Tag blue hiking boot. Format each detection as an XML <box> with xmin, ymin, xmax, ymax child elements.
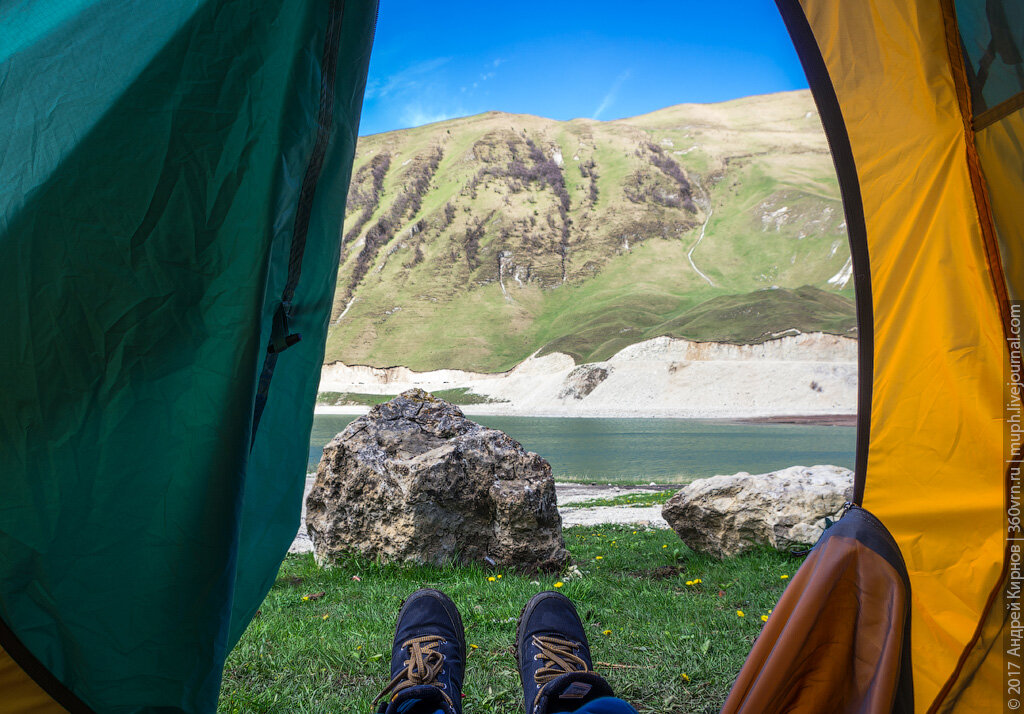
<box><xmin>373</xmin><ymin>588</ymin><xmax>466</xmax><ymax>714</ymax></box>
<box><xmin>515</xmin><ymin>591</ymin><xmax>615</xmax><ymax>714</ymax></box>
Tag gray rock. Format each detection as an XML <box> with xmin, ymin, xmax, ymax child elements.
<box><xmin>661</xmin><ymin>465</ymin><xmax>854</xmax><ymax>558</ymax></box>
<box><xmin>558</xmin><ymin>365</ymin><xmax>610</xmax><ymax>400</ymax></box>
<box><xmin>306</xmin><ymin>389</ymin><xmax>569</xmax><ymax>571</ymax></box>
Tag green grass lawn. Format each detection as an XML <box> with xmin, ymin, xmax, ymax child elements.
<box><xmin>219</xmin><ymin>526</ymin><xmax>795</xmax><ymax>714</ymax></box>
<box><xmin>570</xmin><ymin>491</ymin><xmax>675</xmax><ymax>509</ymax></box>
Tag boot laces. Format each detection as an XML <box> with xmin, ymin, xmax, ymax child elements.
<box><xmin>372</xmin><ymin>635</ymin><xmax>454</xmax><ymax>708</ymax></box>
<box><xmin>532</xmin><ymin>634</ymin><xmax>589</xmax><ymax>709</ymax></box>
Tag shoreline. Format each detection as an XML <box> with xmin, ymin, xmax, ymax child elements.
<box><xmin>736</xmin><ymin>414</ymin><xmax>858</xmax><ymax>426</ymax></box>
<box><xmin>313</xmin><ymin>403</ymin><xmax>857</xmax><ymax>423</ymax></box>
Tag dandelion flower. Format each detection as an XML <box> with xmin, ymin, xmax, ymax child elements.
<box><xmin>554</xmin><ymin>581</ymin><xmax>564</xmax><ymax>588</ymax></box>
<box><xmin>780</xmin><ymin>574</ymin><xmax>789</xmax><ymax>579</ymax></box>
<box><xmin>685</xmin><ymin>580</ymin><xmax>693</xmax><ymax>586</ymax></box>
<box><xmin>322</xmin><ymin>614</ymin><xmax>330</xmax><ymax>620</ymax></box>
<box><xmin>595</xmin><ymin>556</ymin><xmax>603</xmax><ymax>560</ymax></box>
<box><xmin>736</xmin><ymin>610</ymin><xmax>745</xmax><ymax>617</ymax></box>
<box><xmin>357</xmin><ymin>645</ymin><xmax>362</xmax><ymax>650</ymax></box>
<box><xmin>602</xmin><ymin>629</ymin><xmax>612</xmax><ymax>635</ymax></box>
<box><xmin>662</xmin><ymin>544</ymin><xmax>668</xmax><ymax>549</ymax></box>
<box><xmin>470</xmin><ymin>644</ymin><xmax>479</xmax><ymax>649</ymax></box>
<box><xmin>302</xmin><ymin>596</ymin><xmax>309</xmax><ymax>601</ymax></box>
<box><xmin>681</xmin><ymin>673</ymin><xmax>690</xmax><ymax>682</ymax></box>
<box><xmin>496</xmin><ymin>574</ymin><xmax>502</xmax><ymax>579</ymax></box>
<box><xmin>633</xmin><ymin>530</ymin><xmax>637</xmax><ymax>534</ymax></box>
<box><xmin>488</xmin><ymin>576</ymin><xmax>496</xmax><ymax>582</ymax></box>
<box><xmin>761</xmin><ymin>615</ymin><xmax>769</xmax><ymax>622</ymax></box>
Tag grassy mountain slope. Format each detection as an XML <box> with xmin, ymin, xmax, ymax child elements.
<box><xmin>325</xmin><ymin>90</ymin><xmax>854</xmax><ymax>372</ymax></box>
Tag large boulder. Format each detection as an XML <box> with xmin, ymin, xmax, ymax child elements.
<box><xmin>306</xmin><ymin>389</ymin><xmax>570</xmax><ymax>571</ymax></box>
<box><xmin>661</xmin><ymin>465</ymin><xmax>854</xmax><ymax>558</ymax></box>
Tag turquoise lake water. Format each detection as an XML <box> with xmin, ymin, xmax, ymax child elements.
<box><xmin>309</xmin><ymin>414</ymin><xmax>855</xmax><ymax>484</ymax></box>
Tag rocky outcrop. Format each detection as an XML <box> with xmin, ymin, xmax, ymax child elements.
<box><xmin>557</xmin><ymin>365</ymin><xmax>610</xmax><ymax>400</ymax></box>
<box><xmin>661</xmin><ymin>465</ymin><xmax>854</xmax><ymax>558</ymax></box>
<box><xmin>305</xmin><ymin>389</ymin><xmax>569</xmax><ymax>571</ymax></box>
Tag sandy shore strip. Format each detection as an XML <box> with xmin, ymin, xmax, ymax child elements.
<box><xmin>289</xmin><ymin>481</ymin><xmax>671</xmax><ymax>554</ymax></box>
<box><xmin>735</xmin><ymin>414</ymin><xmax>857</xmax><ymax>426</ymax></box>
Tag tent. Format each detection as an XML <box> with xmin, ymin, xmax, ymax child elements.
<box><xmin>728</xmin><ymin>2</ymin><xmax>1021</xmax><ymax>711</ymax></box>
<box><xmin>0</xmin><ymin>1</ymin><xmax>379</xmax><ymax>710</ymax></box>
<box><xmin>0</xmin><ymin>0</ymin><xmax>1020</xmax><ymax>712</ymax></box>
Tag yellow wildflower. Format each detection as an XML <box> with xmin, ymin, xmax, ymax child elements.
<box><xmin>595</xmin><ymin>556</ymin><xmax>603</xmax><ymax>560</ymax></box>
<box><xmin>662</xmin><ymin>544</ymin><xmax>668</xmax><ymax>548</ymax></box>
<box><xmin>470</xmin><ymin>644</ymin><xmax>479</xmax><ymax>649</ymax></box>
<box><xmin>780</xmin><ymin>574</ymin><xmax>789</xmax><ymax>579</ymax></box>
<box><xmin>736</xmin><ymin>610</ymin><xmax>745</xmax><ymax>617</ymax></box>
<box><xmin>681</xmin><ymin>673</ymin><xmax>690</xmax><ymax>682</ymax></box>
<box><xmin>496</xmin><ymin>574</ymin><xmax>502</xmax><ymax>579</ymax></box>
<box><xmin>301</xmin><ymin>596</ymin><xmax>309</xmax><ymax>601</ymax></box>
<box><xmin>322</xmin><ymin>614</ymin><xmax>329</xmax><ymax>620</ymax></box>
<box><xmin>554</xmin><ymin>581</ymin><xmax>564</xmax><ymax>588</ymax></box>
<box><xmin>602</xmin><ymin>629</ymin><xmax>612</xmax><ymax>635</ymax></box>
<box><xmin>761</xmin><ymin>615</ymin><xmax>769</xmax><ymax>622</ymax></box>
<box><xmin>488</xmin><ymin>576</ymin><xmax>496</xmax><ymax>582</ymax></box>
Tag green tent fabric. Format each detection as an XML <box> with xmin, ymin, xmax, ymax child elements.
<box><xmin>0</xmin><ymin>1</ymin><xmax>378</xmax><ymax>711</ymax></box>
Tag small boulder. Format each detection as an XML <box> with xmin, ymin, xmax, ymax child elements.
<box><xmin>557</xmin><ymin>365</ymin><xmax>610</xmax><ymax>400</ymax></box>
<box><xmin>661</xmin><ymin>465</ymin><xmax>854</xmax><ymax>558</ymax></box>
<box><xmin>306</xmin><ymin>389</ymin><xmax>569</xmax><ymax>571</ymax></box>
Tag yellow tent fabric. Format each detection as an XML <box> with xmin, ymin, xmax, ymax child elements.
<box><xmin>783</xmin><ymin>0</ymin><xmax>1021</xmax><ymax>710</ymax></box>
<box><xmin>0</xmin><ymin>646</ymin><xmax>69</xmax><ymax>713</ymax></box>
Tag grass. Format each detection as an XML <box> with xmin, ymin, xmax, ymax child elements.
<box><xmin>432</xmin><ymin>388</ymin><xmax>507</xmax><ymax>405</ymax></box>
<box><xmin>219</xmin><ymin>526</ymin><xmax>796</xmax><ymax>714</ymax></box>
<box><xmin>570</xmin><ymin>491</ymin><xmax>675</xmax><ymax>509</ymax></box>
<box><xmin>324</xmin><ymin>92</ymin><xmax>855</xmax><ymax>373</ymax></box>
<box><xmin>316</xmin><ymin>392</ymin><xmax>392</xmax><ymax>407</ymax></box>
<box><xmin>316</xmin><ymin>388</ymin><xmax>503</xmax><ymax>407</ymax></box>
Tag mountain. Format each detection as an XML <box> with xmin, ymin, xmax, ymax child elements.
<box><xmin>325</xmin><ymin>90</ymin><xmax>855</xmax><ymax>372</ymax></box>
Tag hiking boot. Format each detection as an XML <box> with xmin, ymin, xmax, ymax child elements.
<box><xmin>515</xmin><ymin>591</ymin><xmax>615</xmax><ymax>714</ymax></box>
<box><xmin>373</xmin><ymin>588</ymin><xmax>466</xmax><ymax>714</ymax></box>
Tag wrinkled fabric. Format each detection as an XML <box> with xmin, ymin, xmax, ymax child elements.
<box><xmin>0</xmin><ymin>1</ymin><xmax>377</xmax><ymax>711</ymax></box>
<box><xmin>780</xmin><ymin>1</ymin><xmax>1014</xmax><ymax>709</ymax></box>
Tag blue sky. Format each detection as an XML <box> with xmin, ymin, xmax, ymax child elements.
<box><xmin>358</xmin><ymin>1</ymin><xmax>809</xmax><ymax>136</ymax></box>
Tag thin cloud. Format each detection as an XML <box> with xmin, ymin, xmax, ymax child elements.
<box><xmin>365</xmin><ymin>57</ymin><xmax>451</xmax><ymax>100</ymax></box>
<box><xmin>592</xmin><ymin>70</ymin><xmax>631</xmax><ymax>119</ymax></box>
<box><xmin>401</xmin><ymin>105</ymin><xmax>464</xmax><ymax>128</ymax></box>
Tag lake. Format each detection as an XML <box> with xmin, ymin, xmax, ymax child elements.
<box><xmin>309</xmin><ymin>414</ymin><xmax>855</xmax><ymax>484</ymax></box>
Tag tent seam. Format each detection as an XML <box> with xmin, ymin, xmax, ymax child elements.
<box><xmin>974</xmin><ymin>90</ymin><xmax>1024</xmax><ymax>131</ymax></box>
<box><xmin>928</xmin><ymin>2</ymin><xmax>1017</xmax><ymax>712</ymax></box>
